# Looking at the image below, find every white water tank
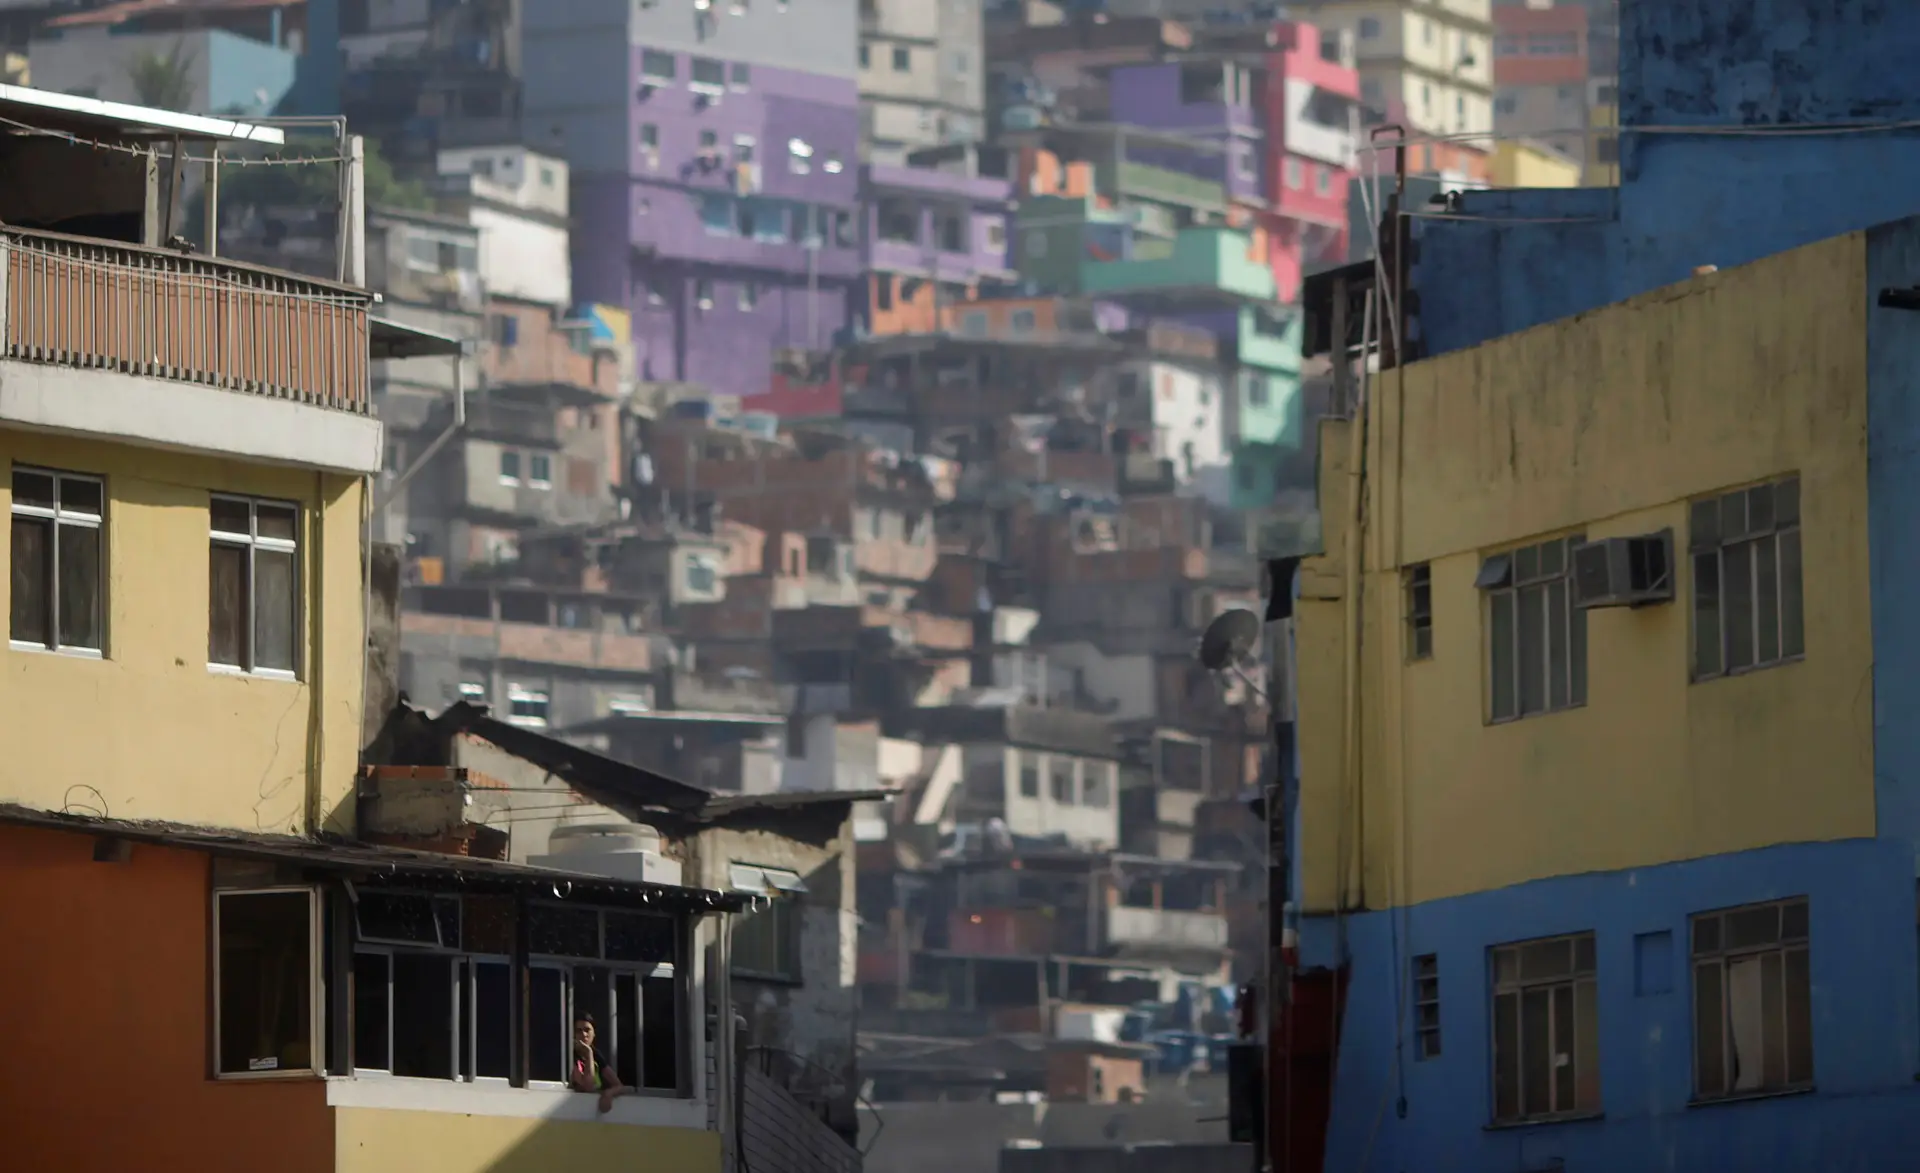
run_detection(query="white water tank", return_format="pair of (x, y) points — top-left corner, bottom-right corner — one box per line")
(529, 822), (683, 886)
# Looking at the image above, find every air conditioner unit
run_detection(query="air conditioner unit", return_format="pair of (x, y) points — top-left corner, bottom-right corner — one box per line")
(1571, 530), (1674, 609)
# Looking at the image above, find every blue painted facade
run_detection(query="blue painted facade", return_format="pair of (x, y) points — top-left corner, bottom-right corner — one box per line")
(1318, 840), (1920, 1173)
(1289, 215), (1920, 1172)
(1410, 0), (1920, 359)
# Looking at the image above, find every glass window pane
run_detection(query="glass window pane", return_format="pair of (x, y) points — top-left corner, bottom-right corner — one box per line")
(57, 521), (101, 651)
(1747, 484), (1775, 533)
(1784, 947), (1812, 1084)
(473, 961), (513, 1079)
(530, 905), (601, 957)
(1569, 600), (1587, 705)
(10, 515), (50, 646)
(1775, 477), (1800, 525)
(12, 468), (54, 510)
(1518, 585), (1546, 715)
(1726, 956), (1764, 1092)
(1759, 951), (1787, 1088)
(1781, 899), (1809, 942)
(1726, 905), (1780, 950)
(1520, 938), (1572, 981)
(1573, 934), (1596, 974)
(1547, 580), (1569, 710)
(1720, 491), (1747, 540)
(1521, 987), (1552, 1116)
(209, 542), (248, 667)
(642, 972), (680, 1090)
(58, 476), (102, 517)
(257, 503), (298, 543)
(1538, 538), (1564, 576)
(465, 895), (516, 955)
(1493, 990), (1519, 1120)
(1780, 529), (1804, 658)
(1490, 592), (1516, 720)
(1693, 552), (1722, 677)
(1693, 914), (1721, 955)
(211, 496), (252, 536)
(615, 972), (643, 1089)
(353, 951), (390, 1070)
(528, 967), (567, 1083)
(1755, 534), (1780, 664)
(1551, 983), (1576, 1111)
(254, 547), (298, 673)
(1573, 978), (1600, 1110)
(1694, 960), (1725, 1096)
(216, 890), (313, 1075)
(1689, 498), (1719, 549)
(1493, 946), (1518, 985)
(391, 952), (455, 1079)
(1725, 541), (1755, 671)
(1515, 543), (1539, 582)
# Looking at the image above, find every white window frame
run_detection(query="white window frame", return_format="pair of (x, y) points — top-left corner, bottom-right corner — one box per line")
(527, 903), (685, 1094)
(212, 885), (324, 1080)
(1488, 931), (1599, 1123)
(1689, 477), (1803, 681)
(9, 465), (105, 657)
(640, 49), (676, 87)
(1690, 897), (1813, 1101)
(506, 683), (551, 728)
(208, 494), (302, 680)
(1479, 534), (1585, 723)
(788, 137), (813, 175)
(528, 453), (553, 490)
(499, 450), (521, 486)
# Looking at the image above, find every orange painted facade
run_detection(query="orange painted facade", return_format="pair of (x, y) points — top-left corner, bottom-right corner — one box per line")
(0, 825), (332, 1173)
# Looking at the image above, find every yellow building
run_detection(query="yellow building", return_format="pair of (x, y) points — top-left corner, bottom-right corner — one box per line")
(1290, 219), (1920, 1166)
(1587, 99), (1619, 185)
(0, 90), (737, 1173)
(1489, 138), (1583, 188)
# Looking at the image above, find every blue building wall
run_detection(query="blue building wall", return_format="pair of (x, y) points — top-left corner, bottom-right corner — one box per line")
(1315, 840), (1920, 1173)
(1411, 0), (1920, 359)
(206, 30), (297, 117)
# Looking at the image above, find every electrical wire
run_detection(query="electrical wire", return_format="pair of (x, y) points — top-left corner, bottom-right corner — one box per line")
(0, 111), (348, 166)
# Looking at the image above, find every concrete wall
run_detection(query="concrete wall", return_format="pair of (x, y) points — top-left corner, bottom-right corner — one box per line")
(0, 429), (365, 834)
(30, 27), (296, 117)
(1413, 0), (1920, 359)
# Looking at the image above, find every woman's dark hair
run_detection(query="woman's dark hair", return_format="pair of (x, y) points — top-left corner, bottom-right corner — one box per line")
(574, 1013), (597, 1028)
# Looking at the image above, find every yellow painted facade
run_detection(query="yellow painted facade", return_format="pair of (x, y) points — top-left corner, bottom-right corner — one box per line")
(1490, 140), (1583, 189)
(1297, 231), (1874, 913)
(0, 427), (366, 835)
(1587, 102), (1620, 186)
(334, 1108), (722, 1173)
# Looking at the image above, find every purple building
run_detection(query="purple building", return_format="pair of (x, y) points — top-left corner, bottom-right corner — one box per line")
(1105, 60), (1267, 206)
(523, 0), (862, 397)
(860, 145), (1015, 337)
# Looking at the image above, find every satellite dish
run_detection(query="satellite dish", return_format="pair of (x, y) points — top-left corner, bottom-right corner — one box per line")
(1197, 608), (1262, 671)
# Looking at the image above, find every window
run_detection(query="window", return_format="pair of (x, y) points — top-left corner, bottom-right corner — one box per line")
(892, 46), (910, 71)
(1413, 954), (1440, 1059)
(539, 166), (555, 188)
(986, 221), (1006, 250)
(507, 684), (550, 728)
(1358, 16), (1381, 38)
(521, 902), (681, 1090)
(690, 57), (725, 92)
(1284, 157), (1303, 189)
(640, 49), (676, 85)
(858, 43), (870, 68)
(1237, 149), (1255, 179)
(1243, 371), (1269, 406)
(1490, 932), (1599, 1123)
(1010, 308), (1036, 334)
(737, 281), (758, 311)
(788, 137), (813, 174)
(733, 133), (755, 163)
(1479, 535), (1586, 722)
(10, 467), (103, 654)
(1691, 899), (1812, 1100)
(529, 454), (552, 489)
(492, 313), (519, 348)
(1025, 231), (1046, 259)
(1406, 563), (1433, 660)
(730, 865), (805, 982)
(698, 128), (718, 154)
(730, 62), (750, 89)
(695, 279), (714, 310)
(1315, 165), (1333, 196)
(1082, 765), (1111, 808)
(1596, 136), (1619, 164)
(499, 450), (521, 485)
(685, 554), (717, 594)
(1690, 477), (1802, 680)
(1050, 758), (1076, 804)
(215, 888), (319, 1076)
(1018, 758), (1040, 798)
(209, 496), (299, 677)
(824, 154), (844, 174)
(1495, 94), (1517, 116)
(639, 122), (659, 151)
(961, 310), (988, 337)
(457, 681), (487, 702)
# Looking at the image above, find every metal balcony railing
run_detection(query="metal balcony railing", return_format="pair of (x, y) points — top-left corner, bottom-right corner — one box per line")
(2, 228), (374, 414)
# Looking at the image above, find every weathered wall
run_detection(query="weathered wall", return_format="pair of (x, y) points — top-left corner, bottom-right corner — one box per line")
(1411, 0), (1920, 358)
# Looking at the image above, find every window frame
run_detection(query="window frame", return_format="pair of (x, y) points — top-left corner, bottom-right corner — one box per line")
(1479, 534), (1586, 724)
(212, 885), (324, 1081)
(1689, 897), (1813, 1102)
(208, 494), (302, 680)
(1488, 931), (1600, 1124)
(1412, 953), (1440, 1059)
(1688, 476), (1803, 682)
(729, 866), (806, 986)
(525, 903), (685, 1095)
(1405, 563), (1433, 661)
(9, 464), (106, 657)
(527, 453), (553, 490)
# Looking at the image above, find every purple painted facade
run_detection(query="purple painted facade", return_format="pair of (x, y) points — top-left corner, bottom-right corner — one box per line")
(863, 163), (1014, 284)
(1107, 62), (1266, 205)
(568, 51), (863, 397)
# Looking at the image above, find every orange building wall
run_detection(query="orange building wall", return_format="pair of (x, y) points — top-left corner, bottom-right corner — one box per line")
(0, 826), (332, 1173)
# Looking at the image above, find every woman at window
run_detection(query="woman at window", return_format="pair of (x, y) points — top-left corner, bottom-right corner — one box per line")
(570, 1015), (633, 1113)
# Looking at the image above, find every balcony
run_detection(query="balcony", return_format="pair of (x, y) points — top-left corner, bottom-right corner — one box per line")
(1080, 226), (1276, 308)
(1104, 905), (1228, 955)
(1109, 160), (1225, 213)
(0, 227), (382, 475)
